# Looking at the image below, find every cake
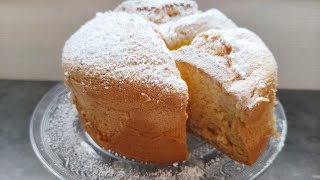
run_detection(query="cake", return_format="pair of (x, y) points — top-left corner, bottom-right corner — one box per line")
(62, 0), (278, 165)
(62, 12), (189, 164)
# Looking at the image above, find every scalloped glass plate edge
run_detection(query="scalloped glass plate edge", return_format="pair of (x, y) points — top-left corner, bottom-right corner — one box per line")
(29, 83), (71, 180)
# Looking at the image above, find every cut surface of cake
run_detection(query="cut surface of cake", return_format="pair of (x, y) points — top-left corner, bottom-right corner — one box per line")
(173, 28), (277, 165)
(62, 12), (189, 164)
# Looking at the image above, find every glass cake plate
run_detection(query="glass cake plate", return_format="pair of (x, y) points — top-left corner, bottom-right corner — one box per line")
(30, 83), (287, 180)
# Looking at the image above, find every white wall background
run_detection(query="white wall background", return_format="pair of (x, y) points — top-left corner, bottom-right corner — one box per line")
(1, 0), (320, 90)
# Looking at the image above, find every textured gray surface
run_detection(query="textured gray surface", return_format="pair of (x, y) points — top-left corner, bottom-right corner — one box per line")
(0, 80), (57, 180)
(0, 80), (319, 180)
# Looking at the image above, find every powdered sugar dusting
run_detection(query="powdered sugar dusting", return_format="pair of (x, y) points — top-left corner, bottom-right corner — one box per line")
(62, 12), (187, 94)
(115, 0), (198, 24)
(174, 28), (277, 108)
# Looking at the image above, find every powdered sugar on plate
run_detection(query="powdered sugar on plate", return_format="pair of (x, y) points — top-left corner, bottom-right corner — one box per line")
(32, 84), (286, 180)
(43, 91), (208, 180)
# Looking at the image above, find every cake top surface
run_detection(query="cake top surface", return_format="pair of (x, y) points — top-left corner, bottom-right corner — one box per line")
(159, 8), (237, 33)
(157, 8), (238, 49)
(62, 12), (187, 94)
(114, 0), (198, 24)
(174, 28), (277, 108)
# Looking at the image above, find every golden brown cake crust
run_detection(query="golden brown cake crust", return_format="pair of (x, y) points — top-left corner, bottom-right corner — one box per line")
(65, 73), (188, 163)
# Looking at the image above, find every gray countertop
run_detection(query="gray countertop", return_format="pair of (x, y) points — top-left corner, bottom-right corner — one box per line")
(0, 80), (319, 180)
